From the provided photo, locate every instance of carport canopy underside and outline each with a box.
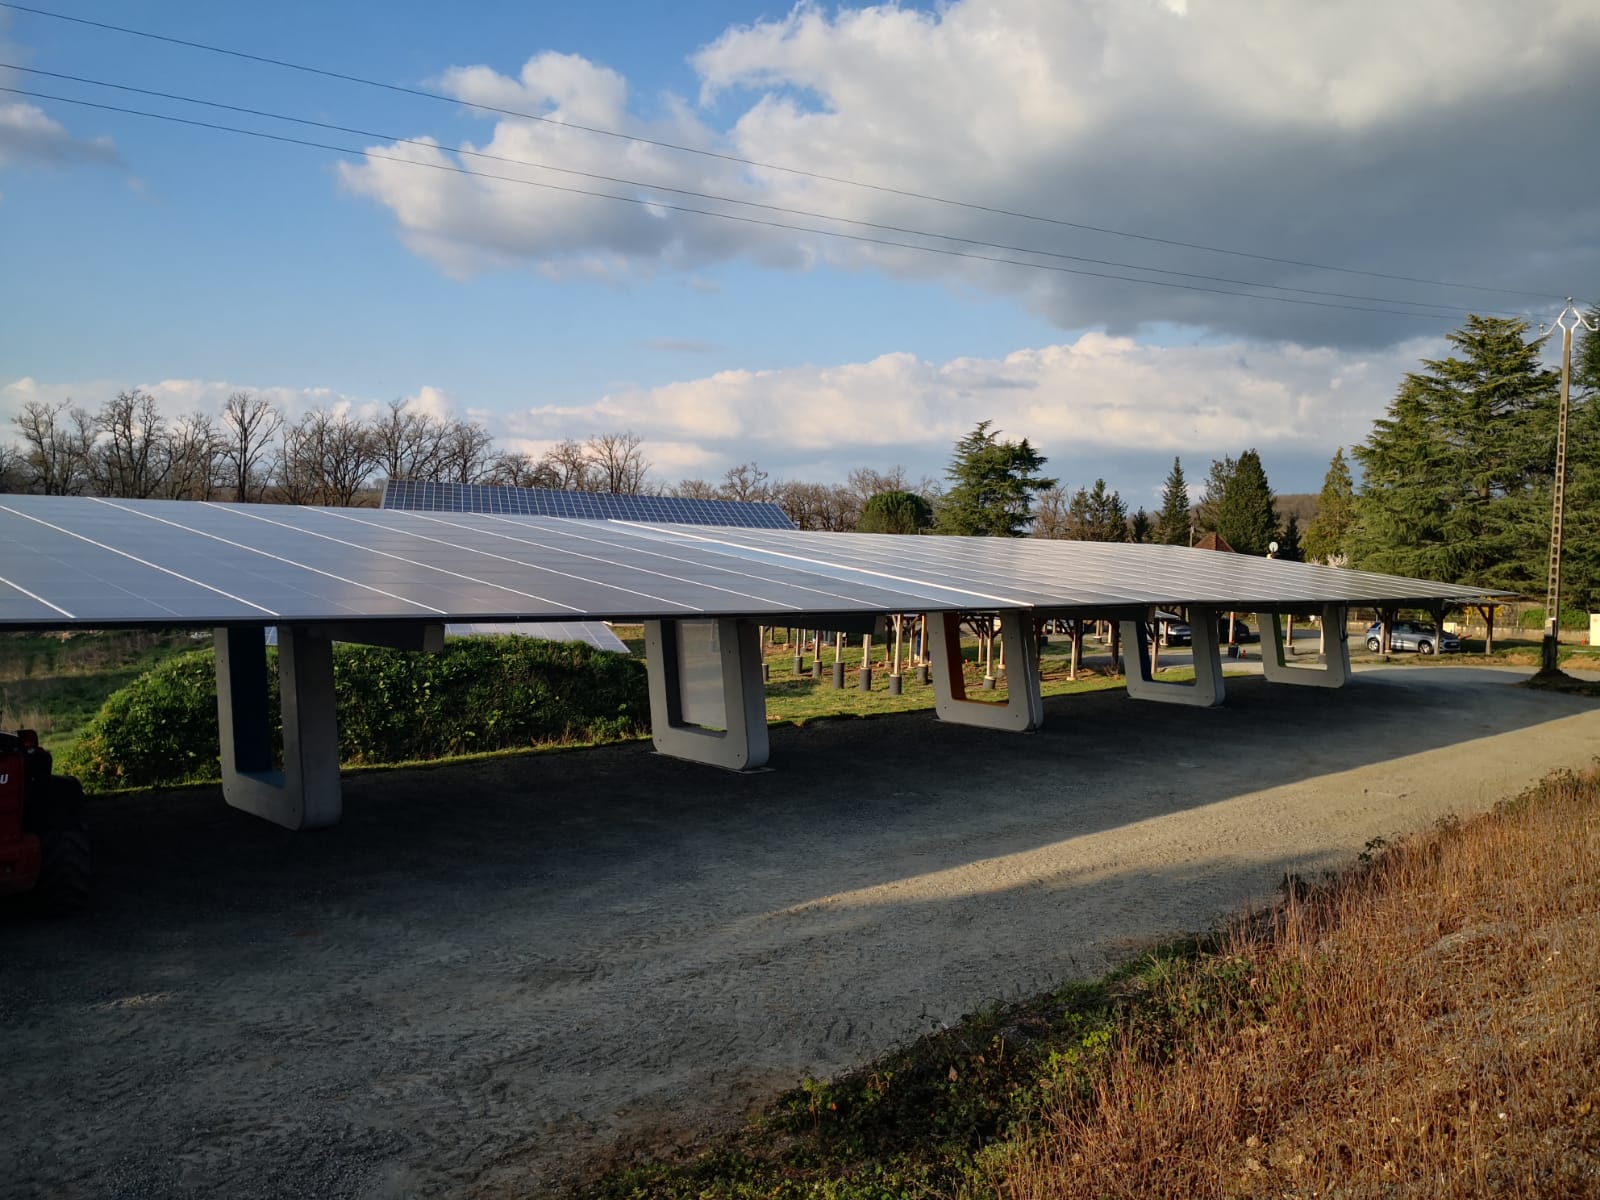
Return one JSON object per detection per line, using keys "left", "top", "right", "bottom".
{"left": 0, "top": 495, "right": 1513, "bottom": 828}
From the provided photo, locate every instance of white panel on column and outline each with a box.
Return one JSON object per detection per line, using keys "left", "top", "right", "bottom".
{"left": 214, "top": 624, "right": 342, "bottom": 830}
{"left": 930, "top": 610, "right": 1043, "bottom": 731}
{"left": 1257, "top": 604, "right": 1350, "bottom": 689}
{"left": 645, "top": 618, "right": 770, "bottom": 770}
{"left": 1122, "top": 604, "right": 1225, "bottom": 707}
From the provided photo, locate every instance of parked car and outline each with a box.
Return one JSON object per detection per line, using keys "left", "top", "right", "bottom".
{"left": 1365, "top": 621, "right": 1460, "bottom": 654}
{"left": 1219, "top": 617, "right": 1257, "bottom": 644}
{"left": 1156, "top": 611, "right": 1190, "bottom": 646}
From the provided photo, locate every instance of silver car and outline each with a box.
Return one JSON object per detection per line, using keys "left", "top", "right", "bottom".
{"left": 1365, "top": 621, "right": 1460, "bottom": 654}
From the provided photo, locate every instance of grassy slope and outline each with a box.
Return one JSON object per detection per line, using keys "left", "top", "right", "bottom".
{"left": 0, "top": 630, "right": 200, "bottom": 748}
{"left": 573, "top": 769, "right": 1600, "bottom": 1199}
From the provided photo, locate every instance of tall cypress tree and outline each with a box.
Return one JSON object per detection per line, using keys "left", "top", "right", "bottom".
{"left": 1214, "top": 449, "right": 1278, "bottom": 555}
{"left": 1303, "top": 448, "right": 1356, "bottom": 564}
{"left": 1351, "top": 316, "right": 1558, "bottom": 589}
{"left": 1155, "top": 456, "right": 1191, "bottom": 545}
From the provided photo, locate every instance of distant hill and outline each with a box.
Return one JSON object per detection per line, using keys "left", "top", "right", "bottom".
{"left": 1277, "top": 492, "right": 1318, "bottom": 530}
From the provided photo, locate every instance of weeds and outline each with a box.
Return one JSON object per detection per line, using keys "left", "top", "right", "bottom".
{"left": 571, "top": 771, "right": 1600, "bottom": 1199}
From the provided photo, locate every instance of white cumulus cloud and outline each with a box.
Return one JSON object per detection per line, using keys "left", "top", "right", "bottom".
{"left": 337, "top": 0, "right": 1600, "bottom": 347}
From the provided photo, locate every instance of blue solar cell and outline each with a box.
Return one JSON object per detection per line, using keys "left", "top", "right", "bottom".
{"left": 380, "top": 480, "right": 797, "bottom": 529}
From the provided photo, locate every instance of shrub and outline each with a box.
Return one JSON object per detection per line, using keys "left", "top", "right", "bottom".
{"left": 63, "top": 648, "right": 229, "bottom": 789}
{"left": 62, "top": 636, "right": 649, "bottom": 791}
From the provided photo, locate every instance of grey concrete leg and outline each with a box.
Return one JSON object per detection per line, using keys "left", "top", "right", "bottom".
{"left": 1257, "top": 605, "right": 1350, "bottom": 689}
{"left": 930, "top": 611, "right": 1043, "bottom": 731}
{"left": 1121, "top": 604, "right": 1224, "bottom": 707}
{"left": 645, "top": 618, "right": 770, "bottom": 770}
{"left": 214, "top": 624, "right": 342, "bottom": 830}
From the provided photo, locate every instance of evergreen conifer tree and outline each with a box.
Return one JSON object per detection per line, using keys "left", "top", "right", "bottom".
{"left": 1351, "top": 316, "right": 1559, "bottom": 589}
{"left": 857, "top": 490, "right": 933, "bottom": 534}
{"left": 1214, "top": 449, "right": 1278, "bottom": 555}
{"left": 936, "top": 421, "right": 1056, "bottom": 536}
{"left": 1303, "top": 448, "right": 1356, "bottom": 563}
{"left": 1195, "top": 454, "right": 1237, "bottom": 536}
{"left": 1155, "top": 457, "right": 1191, "bottom": 545}
{"left": 1064, "top": 479, "right": 1129, "bottom": 541}
{"left": 1276, "top": 512, "right": 1304, "bottom": 562}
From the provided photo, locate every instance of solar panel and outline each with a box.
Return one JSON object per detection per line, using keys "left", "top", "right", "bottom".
{"left": 381, "top": 480, "right": 796, "bottom": 529}
{"left": 0, "top": 495, "right": 1512, "bottom": 632}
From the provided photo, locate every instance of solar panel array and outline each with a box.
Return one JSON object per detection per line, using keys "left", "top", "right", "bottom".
{"left": 382, "top": 480, "right": 796, "bottom": 529}
{"left": 0, "top": 495, "right": 1512, "bottom": 631}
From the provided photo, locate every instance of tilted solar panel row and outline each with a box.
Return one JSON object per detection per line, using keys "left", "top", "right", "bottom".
{"left": 381, "top": 480, "right": 796, "bottom": 529}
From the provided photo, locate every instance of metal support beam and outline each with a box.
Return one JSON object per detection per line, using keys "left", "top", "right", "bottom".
{"left": 929, "top": 610, "right": 1043, "bottom": 732}
{"left": 1121, "top": 604, "right": 1224, "bottom": 707}
{"left": 644, "top": 617, "right": 769, "bottom": 770}
{"left": 214, "top": 624, "right": 342, "bottom": 830}
{"left": 1256, "top": 605, "right": 1350, "bottom": 689}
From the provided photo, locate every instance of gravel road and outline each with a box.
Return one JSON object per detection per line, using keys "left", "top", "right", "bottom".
{"left": 4, "top": 665, "right": 1596, "bottom": 1198}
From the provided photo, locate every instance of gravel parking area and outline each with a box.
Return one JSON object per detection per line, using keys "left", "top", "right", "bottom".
{"left": 4, "top": 665, "right": 1597, "bottom": 1198}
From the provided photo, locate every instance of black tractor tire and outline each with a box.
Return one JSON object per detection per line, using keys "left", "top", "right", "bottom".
{"left": 37, "top": 823, "right": 92, "bottom": 916}
{"left": 34, "top": 776, "right": 92, "bottom": 916}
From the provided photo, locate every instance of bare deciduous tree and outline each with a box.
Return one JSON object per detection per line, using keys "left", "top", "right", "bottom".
{"left": 585, "top": 430, "right": 650, "bottom": 494}
{"left": 669, "top": 478, "right": 718, "bottom": 499}
{"left": 14, "top": 399, "right": 93, "bottom": 495}
{"left": 486, "top": 451, "right": 558, "bottom": 489}
{"left": 374, "top": 398, "right": 449, "bottom": 483}
{"left": 161, "top": 412, "right": 225, "bottom": 500}
{"left": 540, "top": 438, "right": 595, "bottom": 491}
{"left": 719, "top": 461, "right": 772, "bottom": 503}
{"left": 1030, "top": 485, "right": 1073, "bottom": 539}
{"left": 90, "top": 389, "right": 173, "bottom": 499}
{"left": 436, "top": 419, "right": 497, "bottom": 485}
{"left": 221, "top": 391, "right": 284, "bottom": 503}
{"left": 0, "top": 441, "right": 28, "bottom": 493}
{"left": 275, "top": 409, "right": 380, "bottom": 506}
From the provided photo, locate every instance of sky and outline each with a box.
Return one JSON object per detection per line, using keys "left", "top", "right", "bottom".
{"left": 2, "top": 0, "right": 1597, "bottom": 509}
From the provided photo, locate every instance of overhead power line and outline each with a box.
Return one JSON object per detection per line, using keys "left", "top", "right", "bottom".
{"left": 0, "top": 83, "right": 1489, "bottom": 322}
{"left": 2, "top": 63, "right": 1515, "bottom": 319}
{"left": 0, "top": 0, "right": 1565, "bottom": 305}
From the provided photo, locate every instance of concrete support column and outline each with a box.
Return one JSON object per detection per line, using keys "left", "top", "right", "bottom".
{"left": 644, "top": 617, "right": 769, "bottom": 770}
{"left": 214, "top": 624, "right": 342, "bottom": 831}
{"left": 1256, "top": 604, "right": 1350, "bottom": 689}
{"left": 930, "top": 610, "right": 1043, "bottom": 732}
{"left": 1121, "top": 604, "right": 1224, "bottom": 707}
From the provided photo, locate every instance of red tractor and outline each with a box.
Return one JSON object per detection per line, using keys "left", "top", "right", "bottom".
{"left": 0, "top": 726, "right": 90, "bottom": 914}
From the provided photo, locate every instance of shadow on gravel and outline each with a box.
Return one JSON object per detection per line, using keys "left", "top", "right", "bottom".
{"left": 4, "top": 667, "right": 1596, "bottom": 1199}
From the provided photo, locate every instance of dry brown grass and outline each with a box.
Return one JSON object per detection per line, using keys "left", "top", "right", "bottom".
{"left": 997, "top": 772, "right": 1600, "bottom": 1199}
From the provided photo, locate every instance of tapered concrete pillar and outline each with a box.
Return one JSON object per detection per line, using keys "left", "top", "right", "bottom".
{"left": 930, "top": 610, "right": 1043, "bottom": 732}
{"left": 214, "top": 624, "right": 341, "bottom": 830}
{"left": 1121, "top": 604, "right": 1225, "bottom": 707}
{"left": 1257, "top": 604, "right": 1350, "bottom": 689}
{"left": 645, "top": 617, "right": 769, "bottom": 770}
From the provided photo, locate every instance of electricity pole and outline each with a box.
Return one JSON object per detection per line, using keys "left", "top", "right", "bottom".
{"left": 1541, "top": 299, "right": 1600, "bottom": 674}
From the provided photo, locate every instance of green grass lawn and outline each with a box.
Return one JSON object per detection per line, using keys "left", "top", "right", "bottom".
{"left": 0, "top": 630, "right": 200, "bottom": 748}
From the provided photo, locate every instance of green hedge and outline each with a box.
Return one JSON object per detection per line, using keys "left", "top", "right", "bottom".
{"left": 1515, "top": 606, "right": 1592, "bottom": 632}
{"left": 62, "top": 636, "right": 649, "bottom": 791}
